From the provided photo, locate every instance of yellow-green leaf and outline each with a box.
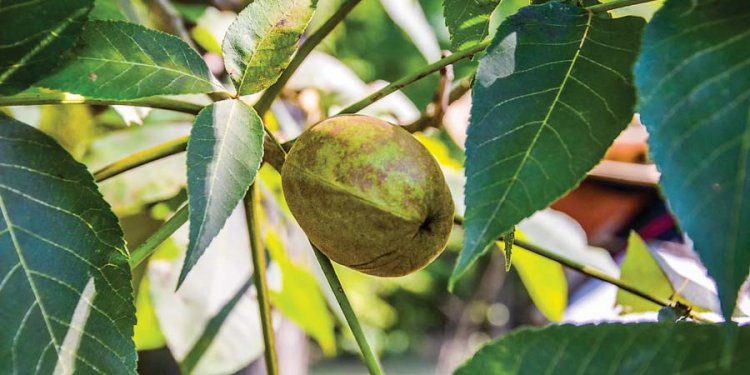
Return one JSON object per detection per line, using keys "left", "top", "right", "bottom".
{"left": 509, "top": 231, "right": 567, "bottom": 321}
{"left": 617, "top": 232, "right": 675, "bottom": 313}
{"left": 133, "top": 276, "right": 166, "bottom": 351}
{"left": 266, "top": 231, "right": 336, "bottom": 356}
{"left": 223, "top": 0, "right": 317, "bottom": 95}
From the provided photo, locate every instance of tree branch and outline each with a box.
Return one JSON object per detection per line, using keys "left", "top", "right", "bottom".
{"left": 0, "top": 91, "right": 203, "bottom": 114}
{"left": 586, "top": 0, "right": 657, "bottom": 13}
{"left": 337, "top": 40, "right": 489, "bottom": 115}
{"left": 245, "top": 184, "right": 279, "bottom": 375}
{"left": 452, "top": 215, "right": 713, "bottom": 323}
{"left": 312, "top": 245, "right": 384, "bottom": 375}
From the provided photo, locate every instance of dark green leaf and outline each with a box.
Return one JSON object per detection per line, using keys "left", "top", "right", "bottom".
{"left": 635, "top": 0, "right": 750, "bottom": 319}
{"left": 41, "top": 20, "right": 226, "bottom": 100}
{"left": 0, "top": 115, "right": 136, "bottom": 374}
{"left": 0, "top": 0, "right": 93, "bottom": 95}
{"left": 455, "top": 323, "right": 750, "bottom": 374}
{"left": 443, "top": 0, "right": 500, "bottom": 51}
{"left": 179, "top": 99, "right": 264, "bottom": 286}
{"left": 455, "top": 3, "right": 644, "bottom": 283}
{"left": 223, "top": 0, "right": 316, "bottom": 96}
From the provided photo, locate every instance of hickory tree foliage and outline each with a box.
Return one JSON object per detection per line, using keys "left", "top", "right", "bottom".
{"left": 0, "top": 0, "right": 748, "bottom": 374}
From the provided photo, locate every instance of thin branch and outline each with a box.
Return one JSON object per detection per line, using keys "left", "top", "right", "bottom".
{"left": 586, "top": 0, "right": 657, "bottom": 13}
{"left": 0, "top": 91, "right": 203, "bottom": 115}
{"left": 94, "top": 135, "right": 189, "bottom": 182}
{"left": 402, "top": 74, "right": 471, "bottom": 133}
{"left": 312, "top": 245, "right": 384, "bottom": 375}
{"left": 244, "top": 184, "right": 279, "bottom": 375}
{"left": 452, "top": 216, "right": 712, "bottom": 323}
{"left": 337, "top": 40, "right": 490, "bottom": 115}
{"left": 128, "top": 203, "right": 188, "bottom": 269}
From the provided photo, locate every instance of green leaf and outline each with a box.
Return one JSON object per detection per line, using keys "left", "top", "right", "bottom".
{"left": 0, "top": 115, "right": 136, "bottom": 374}
{"left": 455, "top": 323, "right": 750, "bottom": 374}
{"left": 179, "top": 99, "right": 264, "bottom": 286}
{"left": 133, "top": 276, "right": 166, "bottom": 351}
{"left": 0, "top": 0, "right": 93, "bottom": 95}
{"left": 617, "top": 232, "right": 675, "bottom": 313}
{"left": 443, "top": 0, "right": 500, "bottom": 51}
{"left": 456, "top": 3, "right": 644, "bottom": 283}
{"left": 223, "top": 0, "right": 317, "bottom": 95}
{"left": 40, "top": 20, "right": 226, "bottom": 100}
{"left": 511, "top": 232, "right": 567, "bottom": 322}
{"left": 38, "top": 104, "right": 96, "bottom": 160}
{"left": 90, "top": 0, "right": 129, "bottom": 21}
{"left": 634, "top": 0, "right": 750, "bottom": 320}
{"left": 266, "top": 231, "right": 336, "bottom": 356}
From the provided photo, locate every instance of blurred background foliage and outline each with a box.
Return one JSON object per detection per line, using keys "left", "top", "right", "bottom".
{"left": 12, "top": 1, "right": 735, "bottom": 374}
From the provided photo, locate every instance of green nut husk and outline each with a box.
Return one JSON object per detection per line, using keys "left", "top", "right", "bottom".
{"left": 281, "top": 115, "right": 454, "bottom": 277}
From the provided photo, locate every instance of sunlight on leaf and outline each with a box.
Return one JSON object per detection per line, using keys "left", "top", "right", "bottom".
{"left": 509, "top": 230, "right": 567, "bottom": 322}
{"left": 223, "top": 0, "right": 317, "bottom": 95}
{"left": 133, "top": 276, "right": 166, "bottom": 351}
{"left": 181, "top": 99, "right": 264, "bottom": 287}
{"left": 41, "top": 20, "right": 226, "bottom": 100}
{"left": 443, "top": 0, "right": 501, "bottom": 51}
{"left": 617, "top": 232, "right": 675, "bottom": 313}
{"left": 0, "top": 115, "right": 136, "bottom": 374}
{"left": 266, "top": 231, "right": 337, "bottom": 356}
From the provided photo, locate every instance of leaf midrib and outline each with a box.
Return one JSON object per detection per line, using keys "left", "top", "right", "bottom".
{"left": 77, "top": 56, "right": 217, "bottom": 89}
{"left": 472, "top": 10, "right": 594, "bottom": 247}
{"left": 191, "top": 100, "right": 240, "bottom": 252}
